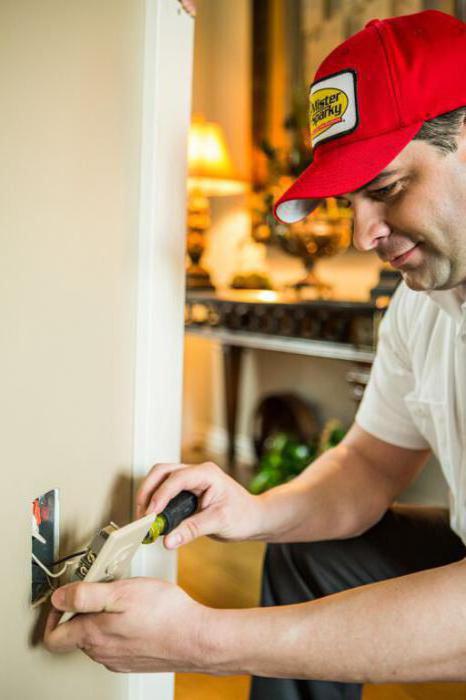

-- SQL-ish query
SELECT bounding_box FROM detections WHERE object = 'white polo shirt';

[356,281,466,543]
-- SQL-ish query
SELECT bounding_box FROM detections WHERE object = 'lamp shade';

[188,116,247,196]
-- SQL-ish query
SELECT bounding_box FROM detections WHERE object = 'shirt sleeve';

[355,286,430,450]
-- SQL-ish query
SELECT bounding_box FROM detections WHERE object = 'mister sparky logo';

[309,71,358,148]
[310,88,348,138]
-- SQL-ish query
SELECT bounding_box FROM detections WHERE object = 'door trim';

[129,1,194,697]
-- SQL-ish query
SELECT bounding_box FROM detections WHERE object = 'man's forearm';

[255,442,391,543]
[202,559,466,682]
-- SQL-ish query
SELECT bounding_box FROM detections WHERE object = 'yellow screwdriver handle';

[142,491,198,544]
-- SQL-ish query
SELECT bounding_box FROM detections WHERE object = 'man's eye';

[367,181,403,201]
[335,196,352,208]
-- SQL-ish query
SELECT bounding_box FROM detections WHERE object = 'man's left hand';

[44,577,212,673]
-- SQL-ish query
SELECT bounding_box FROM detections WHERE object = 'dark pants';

[250,505,466,700]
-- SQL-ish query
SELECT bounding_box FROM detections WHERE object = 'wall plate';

[59,513,155,624]
[31,488,60,604]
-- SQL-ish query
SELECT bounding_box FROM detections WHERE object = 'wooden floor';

[175,535,466,700]
[175,537,261,700]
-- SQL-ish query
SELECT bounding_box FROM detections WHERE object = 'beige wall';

[0,1,191,696]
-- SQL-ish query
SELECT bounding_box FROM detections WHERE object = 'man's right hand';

[135,461,266,548]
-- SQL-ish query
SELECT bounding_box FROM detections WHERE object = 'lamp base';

[186,263,215,290]
[291,262,332,298]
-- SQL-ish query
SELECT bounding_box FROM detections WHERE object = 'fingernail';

[167,533,181,548]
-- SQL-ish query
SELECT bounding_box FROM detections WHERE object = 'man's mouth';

[385,243,421,269]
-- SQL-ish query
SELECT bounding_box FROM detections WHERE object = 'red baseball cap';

[275,10,466,224]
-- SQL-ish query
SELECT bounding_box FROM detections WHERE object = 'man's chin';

[401,267,454,292]
[400,270,432,292]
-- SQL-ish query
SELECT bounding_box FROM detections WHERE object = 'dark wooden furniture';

[185,290,383,468]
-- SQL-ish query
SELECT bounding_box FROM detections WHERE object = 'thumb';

[51,581,123,614]
[164,510,217,548]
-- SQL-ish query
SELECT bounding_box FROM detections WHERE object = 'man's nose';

[351,197,391,252]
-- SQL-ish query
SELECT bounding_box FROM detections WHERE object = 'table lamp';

[186,115,247,289]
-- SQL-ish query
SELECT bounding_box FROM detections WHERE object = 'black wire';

[51,550,87,567]
[32,550,88,570]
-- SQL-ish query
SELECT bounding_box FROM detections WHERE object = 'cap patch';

[310,70,358,148]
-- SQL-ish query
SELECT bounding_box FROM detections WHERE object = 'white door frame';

[129,1,194,698]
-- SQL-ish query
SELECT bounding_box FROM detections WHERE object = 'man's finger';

[144,466,213,516]
[44,581,126,654]
[51,581,124,614]
[135,462,189,516]
[164,509,217,548]
[44,609,90,653]
[44,606,63,639]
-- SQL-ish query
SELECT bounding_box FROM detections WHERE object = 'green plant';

[248,420,347,495]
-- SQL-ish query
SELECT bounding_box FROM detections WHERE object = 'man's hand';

[135,461,266,548]
[44,578,212,673]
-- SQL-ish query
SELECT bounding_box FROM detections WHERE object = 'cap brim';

[274,122,423,224]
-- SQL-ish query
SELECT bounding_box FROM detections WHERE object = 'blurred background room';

[183,0,454,509]
[177,2,464,699]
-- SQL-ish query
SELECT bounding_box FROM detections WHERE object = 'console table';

[185,290,384,468]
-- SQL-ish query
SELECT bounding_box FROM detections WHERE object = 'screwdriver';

[142,490,198,544]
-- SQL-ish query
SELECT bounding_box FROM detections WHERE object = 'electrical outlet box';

[31,488,60,604]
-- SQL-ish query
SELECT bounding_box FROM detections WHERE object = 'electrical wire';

[32,552,72,578]
[31,550,86,607]
[31,590,53,609]
[46,574,57,593]
[31,549,86,576]
[51,550,87,567]
[31,550,86,601]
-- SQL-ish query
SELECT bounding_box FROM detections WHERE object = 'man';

[44,9,466,699]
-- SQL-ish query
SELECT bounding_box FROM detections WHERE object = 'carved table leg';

[222,344,243,471]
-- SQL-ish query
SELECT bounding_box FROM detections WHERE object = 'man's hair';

[413,106,466,154]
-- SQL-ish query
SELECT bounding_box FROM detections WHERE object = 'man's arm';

[255,423,431,543]
[206,558,466,683]
[135,424,430,548]
[44,558,466,682]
